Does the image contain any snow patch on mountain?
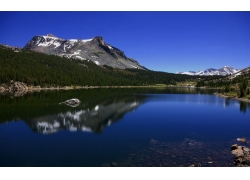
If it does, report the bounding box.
[81,38,93,43]
[75,56,86,60]
[69,39,78,42]
[53,42,61,48]
[108,45,113,49]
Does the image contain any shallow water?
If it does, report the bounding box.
[0,88,249,167]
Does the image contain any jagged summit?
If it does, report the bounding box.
[23,34,146,70]
[92,36,105,45]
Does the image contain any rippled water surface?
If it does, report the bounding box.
[0,88,250,167]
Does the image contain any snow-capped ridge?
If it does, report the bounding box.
[176,66,240,76]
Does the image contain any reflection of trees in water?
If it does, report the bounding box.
[0,88,217,124]
[240,101,250,114]
[225,99,231,107]
[224,98,250,113]
[0,89,147,124]
[1,87,233,134]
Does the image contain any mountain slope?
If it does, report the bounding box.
[176,66,240,76]
[23,34,146,70]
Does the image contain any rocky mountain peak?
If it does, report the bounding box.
[93,36,105,45]
[23,34,146,70]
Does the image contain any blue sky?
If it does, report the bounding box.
[0,11,249,73]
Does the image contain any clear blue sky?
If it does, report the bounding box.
[0,11,249,73]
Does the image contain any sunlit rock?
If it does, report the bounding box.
[237,137,247,143]
[231,144,250,167]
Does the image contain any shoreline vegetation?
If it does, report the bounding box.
[214,92,250,103]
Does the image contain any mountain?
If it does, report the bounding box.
[23,34,146,70]
[176,66,240,76]
[228,66,250,79]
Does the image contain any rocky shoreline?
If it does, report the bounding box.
[0,81,167,96]
[0,81,75,96]
[214,92,250,103]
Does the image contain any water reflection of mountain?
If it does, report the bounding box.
[26,100,142,134]
[0,89,148,134]
[0,88,214,124]
[1,88,248,134]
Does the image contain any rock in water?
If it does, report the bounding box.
[59,98,81,107]
[231,144,250,167]
[231,144,238,150]
[237,137,247,143]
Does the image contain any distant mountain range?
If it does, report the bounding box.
[176,66,240,76]
[23,34,146,70]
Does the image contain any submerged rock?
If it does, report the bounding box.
[59,98,81,107]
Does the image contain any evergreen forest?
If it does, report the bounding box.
[0,45,202,87]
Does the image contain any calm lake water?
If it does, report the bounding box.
[0,88,250,167]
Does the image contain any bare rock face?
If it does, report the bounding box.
[23,34,146,70]
[231,144,250,167]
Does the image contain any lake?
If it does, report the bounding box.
[0,87,250,167]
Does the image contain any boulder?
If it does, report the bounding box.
[237,137,247,143]
[231,147,244,157]
[59,98,81,107]
[231,144,238,150]
[231,144,250,167]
